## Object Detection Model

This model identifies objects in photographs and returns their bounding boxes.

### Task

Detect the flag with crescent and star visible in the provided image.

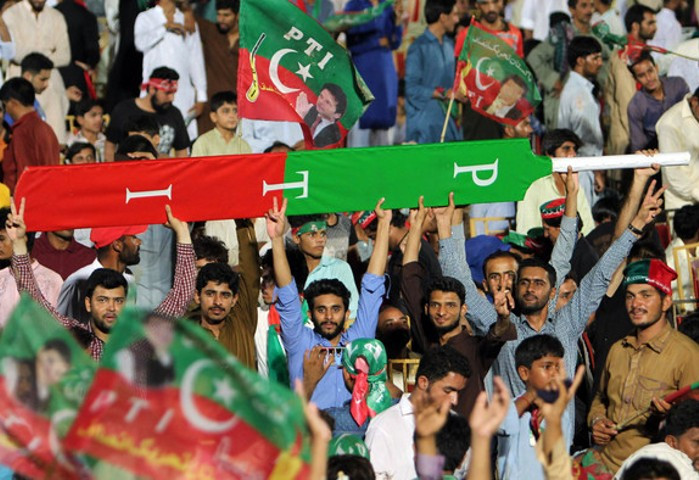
[62,308,311,480]
[237,0,374,150]
[454,25,541,126]
[0,295,96,478]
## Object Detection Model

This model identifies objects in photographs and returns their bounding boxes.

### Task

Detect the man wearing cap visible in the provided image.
[104,66,190,162]
[56,224,145,324]
[585,258,699,473]
[288,215,360,320]
[516,129,595,236]
[6,204,196,360]
[540,197,599,279]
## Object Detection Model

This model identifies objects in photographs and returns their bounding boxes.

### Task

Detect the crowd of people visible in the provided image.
[0,0,698,478]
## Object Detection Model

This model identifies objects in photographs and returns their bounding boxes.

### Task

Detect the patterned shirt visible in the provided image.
[12,243,196,360]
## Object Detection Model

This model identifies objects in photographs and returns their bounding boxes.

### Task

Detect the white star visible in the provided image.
[296,62,314,83]
[486,66,495,78]
[212,377,236,406]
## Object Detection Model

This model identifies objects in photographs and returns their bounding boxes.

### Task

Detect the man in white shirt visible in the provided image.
[615,400,699,479]
[365,346,469,480]
[657,88,699,211]
[592,0,626,36]
[135,0,207,140]
[649,0,682,74]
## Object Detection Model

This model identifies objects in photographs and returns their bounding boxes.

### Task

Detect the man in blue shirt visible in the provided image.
[267,197,390,410]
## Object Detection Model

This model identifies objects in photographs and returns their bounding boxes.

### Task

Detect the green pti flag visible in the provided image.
[0,295,96,478]
[323,0,395,32]
[63,308,311,480]
[238,0,373,149]
[454,26,541,126]
[15,139,554,231]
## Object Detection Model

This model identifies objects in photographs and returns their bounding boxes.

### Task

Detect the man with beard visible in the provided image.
[437,171,664,447]
[6,204,196,361]
[190,219,260,370]
[400,198,516,418]
[196,0,241,135]
[104,66,190,162]
[268,197,390,410]
[586,259,699,474]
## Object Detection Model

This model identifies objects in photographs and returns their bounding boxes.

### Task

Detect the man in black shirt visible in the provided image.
[105,66,189,161]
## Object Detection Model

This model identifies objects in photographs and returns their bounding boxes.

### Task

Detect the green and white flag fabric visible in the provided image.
[0,295,96,478]
[323,0,395,32]
[63,308,311,479]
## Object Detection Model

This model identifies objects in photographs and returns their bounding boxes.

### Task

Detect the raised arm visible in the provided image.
[229,219,261,335]
[267,198,292,288]
[548,168,579,290]
[366,198,391,277]
[155,205,196,317]
[613,163,660,240]
[435,193,498,335]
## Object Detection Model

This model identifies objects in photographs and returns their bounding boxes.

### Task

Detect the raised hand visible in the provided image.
[493,288,514,318]
[302,345,333,400]
[539,365,585,425]
[265,197,288,240]
[374,197,392,224]
[469,376,511,439]
[432,191,455,224]
[632,179,666,228]
[5,197,26,243]
[163,205,190,243]
[560,165,579,195]
[408,195,429,230]
[414,394,452,440]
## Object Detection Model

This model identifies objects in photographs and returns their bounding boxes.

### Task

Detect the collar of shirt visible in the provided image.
[621,320,673,353]
[568,71,595,94]
[399,394,414,417]
[11,111,40,131]
[680,94,695,121]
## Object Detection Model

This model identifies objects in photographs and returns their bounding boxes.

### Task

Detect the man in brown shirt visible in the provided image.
[190,219,259,369]
[0,77,59,193]
[588,258,699,472]
[196,0,239,134]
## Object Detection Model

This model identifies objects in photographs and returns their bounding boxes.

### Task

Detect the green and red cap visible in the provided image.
[623,259,678,295]
[539,198,566,220]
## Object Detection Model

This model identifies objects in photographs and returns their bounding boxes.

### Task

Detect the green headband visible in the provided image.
[294,221,327,236]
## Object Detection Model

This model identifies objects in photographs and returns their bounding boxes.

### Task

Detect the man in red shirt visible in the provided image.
[0,77,59,193]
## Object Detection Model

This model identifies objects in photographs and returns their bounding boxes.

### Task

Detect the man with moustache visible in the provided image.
[586,259,699,474]
[104,66,190,161]
[196,0,240,134]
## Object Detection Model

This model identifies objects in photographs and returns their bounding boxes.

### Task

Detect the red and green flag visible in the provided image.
[13,139,553,231]
[323,0,395,32]
[454,26,541,126]
[0,295,96,478]
[63,308,311,479]
[238,0,373,149]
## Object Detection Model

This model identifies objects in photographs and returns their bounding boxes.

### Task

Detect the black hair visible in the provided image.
[672,204,699,242]
[263,141,293,153]
[629,50,656,74]
[84,268,128,299]
[196,262,239,295]
[114,134,159,161]
[693,86,699,99]
[304,278,350,311]
[263,246,307,294]
[327,455,375,480]
[416,345,471,382]
[0,207,10,228]
[678,312,699,344]
[542,129,583,156]
[288,214,325,230]
[390,209,408,229]
[515,334,564,369]
[502,74,528,95]
[624,4,656,33]
[193,235,228,264]
[483,250,522,282]
[215,0,239,13]
[20,52,53,74]
[0,77,35,107]
[320,83,347,116]
[210,90,237,113]
[65,142,96,163]
[42,338,72,364]
[125,115,160,137]
[550,11,571,28]
[379,298,409,316]
[425,276,466,306]
[664,399,699,438]
[518,257,557,287]
[542,211,584,233]
[436,413,471,472]
[74,98,101,117]
[629,241,666,263]
[149,66,179,81]
[621,458,680,480]
[425,0,456,24]
[567,35,602,68]
[592,196,620,224]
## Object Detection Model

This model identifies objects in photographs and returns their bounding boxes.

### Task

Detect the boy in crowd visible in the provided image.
[192,91,251,156]
[67,99,105,162]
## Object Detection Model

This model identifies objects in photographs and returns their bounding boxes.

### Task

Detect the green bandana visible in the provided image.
[294,221,327,236]
[328,434,370,459]
[341,339,392,426]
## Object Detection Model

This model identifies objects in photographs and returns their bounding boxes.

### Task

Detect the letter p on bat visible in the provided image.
[453,158,499,187]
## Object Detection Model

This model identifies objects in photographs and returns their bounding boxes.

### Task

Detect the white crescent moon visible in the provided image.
[475,57,495,90]
[180,359,238,434]
[269,48,300,94]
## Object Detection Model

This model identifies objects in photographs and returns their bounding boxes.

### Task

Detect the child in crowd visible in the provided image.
[67,99,105,162]
[191,91,251,156]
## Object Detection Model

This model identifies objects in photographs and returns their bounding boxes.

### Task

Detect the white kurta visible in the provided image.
[2,0,70,143]
[134,5,207,140]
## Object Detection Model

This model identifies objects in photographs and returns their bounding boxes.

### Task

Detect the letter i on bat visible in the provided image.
[246,33,267,102]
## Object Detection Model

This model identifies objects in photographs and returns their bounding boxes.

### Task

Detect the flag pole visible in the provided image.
[439,91,456,143]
